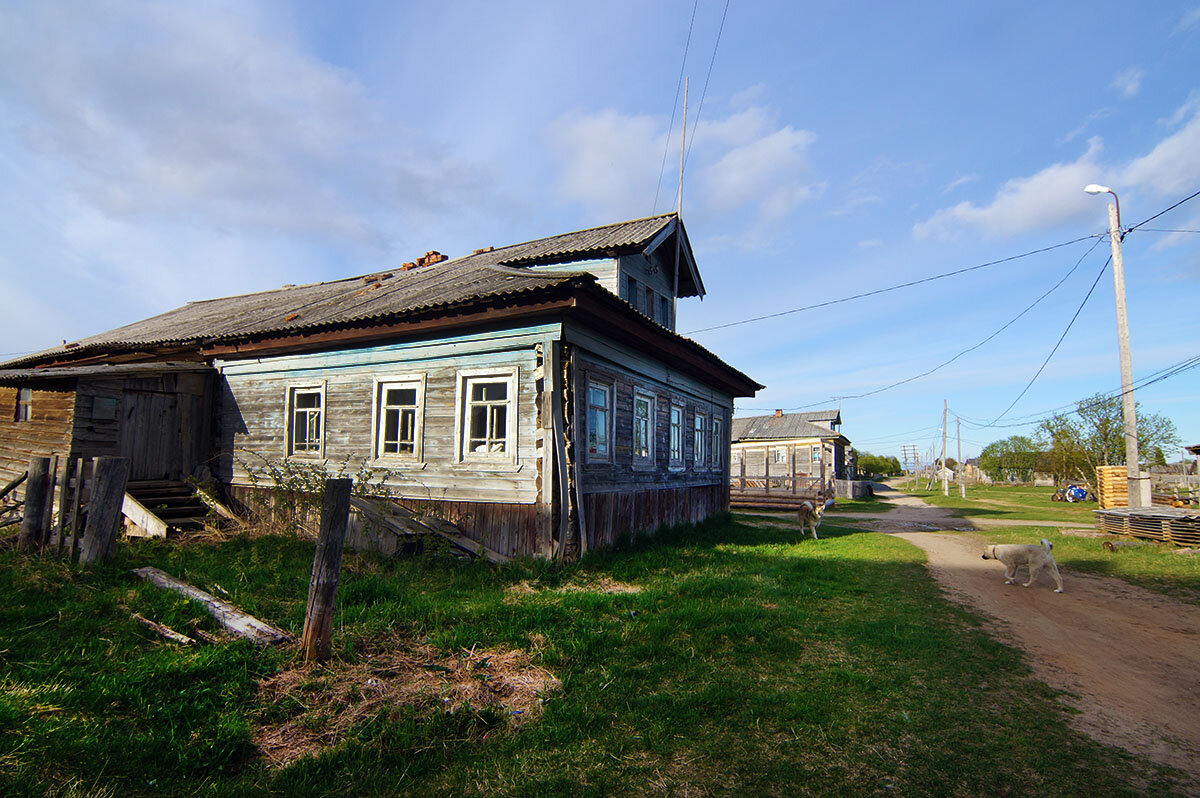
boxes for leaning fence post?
[18,457,51,552]
[78,457,132,565]
[301,478,353,664]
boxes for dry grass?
[504,575,641,604]
[253,635,560,768]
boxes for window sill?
[370,459,427,471]
[455,461,524,474]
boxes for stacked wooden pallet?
[1096,465,1128,509]
[1094,507,1200,547]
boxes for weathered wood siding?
[581,484,724,550]
[215,325,557,510]
[566,321,733,542]
[0,383,75,484]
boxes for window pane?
[296,391,320,409]
[588,386,606,406]
[387,387,417,406]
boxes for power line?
[987,256,1111,425]
[684,234,1103,334]
[652,0,699,215]
[681,0,732,181]
[1136,228,1200,234]
[830,237,1105,402]
[1126,187,1200,234]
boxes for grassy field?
[899,483,1098,523]
[0,517,1187,796]
[826,492,892,513]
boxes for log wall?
[0,384,75,484]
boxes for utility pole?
[1086,184,1147,507]
[957,416,966,498]
[941,400,949,496]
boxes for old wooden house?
[0,214,761,558]
[727,409,854,507]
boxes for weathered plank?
[133,566,293,646]
[78,457,132,565]
[130,612,195,646]
[17,456,50,552]
[121,492,170,538]
[301,478,352,663]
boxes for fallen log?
[1102,540,1154,552]
[133,566,293,646]
[130,611,195,646]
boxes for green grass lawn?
[901,483,1098,523]
[0,517,1187,796]
[826,492,892,513]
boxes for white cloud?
[943,173,978,194]
[548,102,820,234]
[913,139,1105,239]
[1120,103,1200,195]
[857,239,882,249]
[0,1,492,251]
[1111,67,1144,98]
[1175,7,1200,32]
[1063,108,1113,143]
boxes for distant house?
[729,409,852,483]
[0,214,762,559]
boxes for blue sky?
[2,1,1198,463]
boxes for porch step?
[125,481,217,535]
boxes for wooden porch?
[729,444,831,510]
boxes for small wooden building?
[1,214,761,559]
[728,409,852,506]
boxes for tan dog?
[982,538,1064,593]
[797,500,826,540]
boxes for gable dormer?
[497,214,704,333]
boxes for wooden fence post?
[301,478,353,664]
[78,457,132,565]
[17,456,50,552]
[39,454,59,548]
[66,458,86,561]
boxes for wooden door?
[119,390,181,481]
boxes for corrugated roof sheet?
[490,214,675,265]
[731,413,843,442]
[0,362,211,382]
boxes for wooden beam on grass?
[133,566,293,646]
[130,612,195,646]
[301,478,352,664]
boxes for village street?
[837,485,1200,786]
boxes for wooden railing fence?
[7,454,130,564]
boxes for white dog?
[797,500,826,540]
[981,538,1064,593]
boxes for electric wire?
[987,256,1111,425]
[1126,187,1200,234]
[684,234,1103,334]
[1135,228,1200,234]
[681,0,732,180]
[652,0,700,215]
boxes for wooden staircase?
[123,480,235,537]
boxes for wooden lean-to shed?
[1,214,761,559]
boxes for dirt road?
[850,486,1200,788]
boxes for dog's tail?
[1041,538,1053,551]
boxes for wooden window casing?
[455,367,518,465]
[693,411,708,470]
[632,390,655,469]
[711,417,724,471]
[374,377,425,461]
[668,404,684,469]
[15,387,32,422]
[586,381,612,463]
[287,385,325,457]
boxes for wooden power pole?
[941,400,949,496]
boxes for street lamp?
[1085,184,1148,507]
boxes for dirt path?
[856,485,1200,789]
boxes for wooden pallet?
[1094,507,1200,547]
[1096,465,1128,509]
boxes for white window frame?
[586,379,613,463]
[454,367,518,466]
[693,410,708,470]
[15,387,32,422]
[774,447,788,464]
[632,389,656,469]
[372,375,426,462]
[668,403,684,470]
[285,383,326,459]
[711,416,724,472]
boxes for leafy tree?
[853,450,902,477]
[1036,393,1180,485]
[978,435,1040,481]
